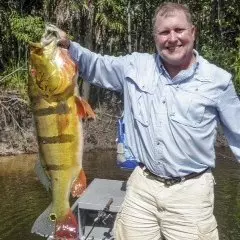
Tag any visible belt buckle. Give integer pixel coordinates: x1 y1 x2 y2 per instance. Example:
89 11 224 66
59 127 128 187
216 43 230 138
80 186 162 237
164 179 172 186
164 179 175 187
164 177 184 187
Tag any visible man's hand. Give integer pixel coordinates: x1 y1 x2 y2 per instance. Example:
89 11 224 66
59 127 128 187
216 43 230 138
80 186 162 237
57 30 70 49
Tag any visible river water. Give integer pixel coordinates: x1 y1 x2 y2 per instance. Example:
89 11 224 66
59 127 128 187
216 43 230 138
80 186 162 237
0 147 239 240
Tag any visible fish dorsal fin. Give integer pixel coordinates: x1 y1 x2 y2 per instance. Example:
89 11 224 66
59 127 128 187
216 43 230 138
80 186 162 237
75 96 96 120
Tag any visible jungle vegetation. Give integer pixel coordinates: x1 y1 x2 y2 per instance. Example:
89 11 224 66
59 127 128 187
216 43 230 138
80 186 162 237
0 0 239 129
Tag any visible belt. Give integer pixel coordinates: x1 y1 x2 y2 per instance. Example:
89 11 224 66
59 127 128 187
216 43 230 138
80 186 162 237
139 164 209 187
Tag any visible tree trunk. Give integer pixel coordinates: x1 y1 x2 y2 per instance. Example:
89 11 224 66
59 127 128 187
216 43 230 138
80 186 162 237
82 0 94 100
127 0 132 53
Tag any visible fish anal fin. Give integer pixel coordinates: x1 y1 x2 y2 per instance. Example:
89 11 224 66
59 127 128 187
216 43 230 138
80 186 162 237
55 209 78 240
75 97 96 120
71 169 87 198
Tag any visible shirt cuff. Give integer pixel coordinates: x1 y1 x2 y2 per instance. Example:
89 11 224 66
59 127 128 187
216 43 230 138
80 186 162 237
68 41 81 61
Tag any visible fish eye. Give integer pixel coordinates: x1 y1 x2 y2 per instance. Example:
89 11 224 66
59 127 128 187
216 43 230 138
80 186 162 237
49 213 57 221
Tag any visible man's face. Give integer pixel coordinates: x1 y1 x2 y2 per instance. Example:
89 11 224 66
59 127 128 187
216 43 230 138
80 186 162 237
154 10 196 67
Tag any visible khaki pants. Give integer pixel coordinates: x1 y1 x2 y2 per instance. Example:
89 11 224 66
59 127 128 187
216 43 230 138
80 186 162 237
114 166 219 240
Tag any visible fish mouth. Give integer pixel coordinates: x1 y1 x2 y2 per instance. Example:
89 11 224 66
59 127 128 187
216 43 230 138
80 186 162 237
29 42 43 49
29 42 44 57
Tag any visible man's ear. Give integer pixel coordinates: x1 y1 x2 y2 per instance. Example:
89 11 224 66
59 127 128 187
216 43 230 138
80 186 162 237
191 25 197 40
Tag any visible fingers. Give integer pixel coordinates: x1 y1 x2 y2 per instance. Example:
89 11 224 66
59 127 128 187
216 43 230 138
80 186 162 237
57 38 70 49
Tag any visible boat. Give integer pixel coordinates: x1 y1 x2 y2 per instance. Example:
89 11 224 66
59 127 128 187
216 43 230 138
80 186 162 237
48 178 127 240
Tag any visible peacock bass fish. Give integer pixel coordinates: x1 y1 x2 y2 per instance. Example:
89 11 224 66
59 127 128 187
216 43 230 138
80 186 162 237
29 25 95 239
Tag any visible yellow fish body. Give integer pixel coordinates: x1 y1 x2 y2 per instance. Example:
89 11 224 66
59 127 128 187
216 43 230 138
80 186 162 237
29 25 95 239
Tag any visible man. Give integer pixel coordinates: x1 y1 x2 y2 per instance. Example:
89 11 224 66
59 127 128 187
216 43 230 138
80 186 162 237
58 2 240 240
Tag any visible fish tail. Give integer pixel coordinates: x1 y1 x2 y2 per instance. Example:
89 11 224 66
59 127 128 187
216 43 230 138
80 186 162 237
71 169 87 197
55 209 78 240
32 204 79 239
31 204 55 237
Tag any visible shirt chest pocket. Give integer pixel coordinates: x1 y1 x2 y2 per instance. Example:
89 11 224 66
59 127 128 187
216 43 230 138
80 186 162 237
127 83 152 127
133 93 151 126
169 90 207 127
126 71 155 127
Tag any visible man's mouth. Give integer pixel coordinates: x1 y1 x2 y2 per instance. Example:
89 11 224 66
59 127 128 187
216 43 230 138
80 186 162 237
167 45 182 51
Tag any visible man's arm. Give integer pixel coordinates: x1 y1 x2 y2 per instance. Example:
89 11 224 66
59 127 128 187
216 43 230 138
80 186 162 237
57 27 129 92
217 80 240 161
68 41 127 92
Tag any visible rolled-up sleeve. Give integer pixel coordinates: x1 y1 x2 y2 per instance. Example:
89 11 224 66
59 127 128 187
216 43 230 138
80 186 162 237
217 80 240 162
68 41 129 92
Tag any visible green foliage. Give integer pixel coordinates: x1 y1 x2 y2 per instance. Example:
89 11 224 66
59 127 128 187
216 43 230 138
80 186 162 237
0 13 44 98
94 0 126 53
200 44 236 72
200 39 240 93
1 60 28 97
232 37 240 93
0 0 240 94
9 13 44 43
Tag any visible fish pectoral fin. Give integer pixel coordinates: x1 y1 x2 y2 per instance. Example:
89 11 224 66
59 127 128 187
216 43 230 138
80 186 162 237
55 209 78 239
31 204 55 237
34 158 51 191
71 169 87 197
75 96 96 120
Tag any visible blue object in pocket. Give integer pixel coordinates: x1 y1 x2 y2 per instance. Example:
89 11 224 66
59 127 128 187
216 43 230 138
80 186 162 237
116 119 138 171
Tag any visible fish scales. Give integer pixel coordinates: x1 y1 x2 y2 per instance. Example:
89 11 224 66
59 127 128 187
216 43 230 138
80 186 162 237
29 25 95 240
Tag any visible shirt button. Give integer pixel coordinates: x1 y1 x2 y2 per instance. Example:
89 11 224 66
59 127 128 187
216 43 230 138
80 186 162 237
162 100 166 104
157 141 161 145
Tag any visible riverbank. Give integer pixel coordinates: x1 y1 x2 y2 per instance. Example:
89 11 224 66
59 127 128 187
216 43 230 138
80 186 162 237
0 89 122 156
0 109 119 156
0 90 229 156
0 119 229 157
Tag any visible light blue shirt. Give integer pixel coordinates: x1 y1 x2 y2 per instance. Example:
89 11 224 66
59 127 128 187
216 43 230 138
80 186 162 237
69 42 240 178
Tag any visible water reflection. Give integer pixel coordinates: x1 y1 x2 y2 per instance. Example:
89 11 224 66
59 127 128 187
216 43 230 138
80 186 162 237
214 149 240 239
0 147 239 240
0 165 49 240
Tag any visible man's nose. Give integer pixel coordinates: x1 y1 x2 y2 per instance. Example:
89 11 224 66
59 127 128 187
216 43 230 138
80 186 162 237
168 30 178 41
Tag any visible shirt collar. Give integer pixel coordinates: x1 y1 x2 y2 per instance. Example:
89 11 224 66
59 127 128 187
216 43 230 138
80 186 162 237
156 50 200 83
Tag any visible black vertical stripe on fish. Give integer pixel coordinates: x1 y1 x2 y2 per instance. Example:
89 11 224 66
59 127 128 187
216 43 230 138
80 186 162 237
45 164 72 171
28 95 43 106
34 102 71 116
53 84 75 100
29 84 75 104
38 134 75 144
